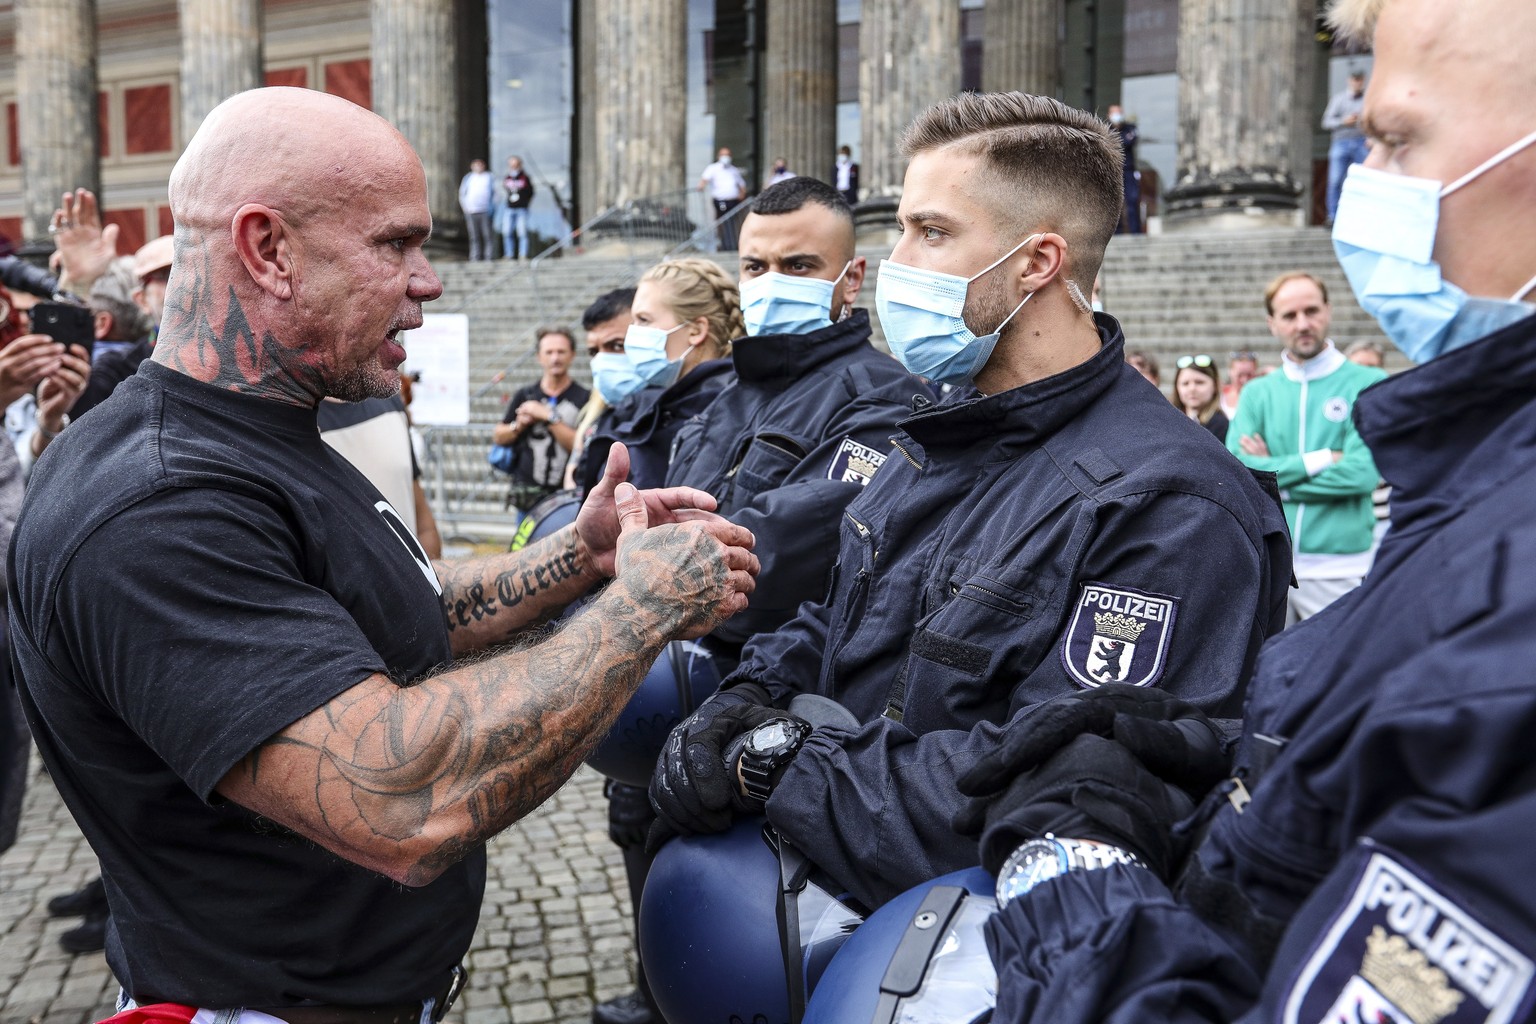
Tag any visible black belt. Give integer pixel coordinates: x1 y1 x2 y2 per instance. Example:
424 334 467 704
250 965 465 1024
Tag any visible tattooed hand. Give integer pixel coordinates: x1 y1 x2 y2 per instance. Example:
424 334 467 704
574 442 729 577
610 479 759 639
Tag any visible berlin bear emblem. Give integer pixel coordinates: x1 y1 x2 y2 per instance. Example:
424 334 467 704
1061 583 1179 689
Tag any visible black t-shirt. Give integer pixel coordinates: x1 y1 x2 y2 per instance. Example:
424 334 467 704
500 380 589 490
9 361 476 1007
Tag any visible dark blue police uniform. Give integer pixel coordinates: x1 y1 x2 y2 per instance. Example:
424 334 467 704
984 313 1536 1024
577 357 734 492
665 309 923 655
728 315 1292 910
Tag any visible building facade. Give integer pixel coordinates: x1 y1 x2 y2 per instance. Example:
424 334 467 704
0 0 1368 257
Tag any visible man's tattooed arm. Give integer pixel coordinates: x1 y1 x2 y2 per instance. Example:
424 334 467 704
216 520 756 886
433 525 602 656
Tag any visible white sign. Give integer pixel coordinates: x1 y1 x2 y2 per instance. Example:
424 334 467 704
399 314 470 425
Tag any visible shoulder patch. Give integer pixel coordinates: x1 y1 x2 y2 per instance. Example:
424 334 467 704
1284 849 1533 1024
1324 396 1351 423
1060 583 1178 689
827 437 888 486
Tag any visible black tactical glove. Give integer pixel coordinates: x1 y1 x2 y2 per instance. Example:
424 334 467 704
959 732 1198 879
959 684 1230 808
647 686 782 850
605 780 655 850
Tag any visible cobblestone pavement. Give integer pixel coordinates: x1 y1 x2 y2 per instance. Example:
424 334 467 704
0 759 634 1024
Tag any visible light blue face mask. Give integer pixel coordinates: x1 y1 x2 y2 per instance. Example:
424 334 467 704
739 261 852 337
592 351 646 405
1332 129 1536 365
874 234 1040 385
623 321 689 388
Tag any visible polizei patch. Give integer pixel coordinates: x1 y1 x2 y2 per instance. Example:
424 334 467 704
827 437 888 486
1284 849 1533 1024
1060 583 1178 688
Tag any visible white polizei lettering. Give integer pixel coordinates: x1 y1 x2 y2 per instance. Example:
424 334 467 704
1365 863 1524 1008
1385 889 1423 933
1363 868 1404 911
1085 588 1166 622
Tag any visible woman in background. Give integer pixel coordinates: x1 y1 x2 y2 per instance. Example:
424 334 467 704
1171 354 1229 442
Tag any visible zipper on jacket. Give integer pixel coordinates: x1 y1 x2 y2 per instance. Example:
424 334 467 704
891 438 923 470
882 659 911 723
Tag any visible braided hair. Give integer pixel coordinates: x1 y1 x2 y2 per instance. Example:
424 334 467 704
639 257 744 364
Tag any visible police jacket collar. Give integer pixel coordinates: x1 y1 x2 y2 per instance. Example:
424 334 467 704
900 313 1124 451
730 309 873 387
1355 310 1536 522
608 357 734 438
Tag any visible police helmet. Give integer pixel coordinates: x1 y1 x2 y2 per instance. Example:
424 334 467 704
584 639 721 787
802 867 997 1024
507 488 581 551
640 817 866 1024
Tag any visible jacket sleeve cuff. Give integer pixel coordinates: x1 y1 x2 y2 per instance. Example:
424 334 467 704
1302 448 1335 477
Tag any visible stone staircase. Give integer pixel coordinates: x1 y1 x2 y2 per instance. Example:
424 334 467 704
422 227 1387 541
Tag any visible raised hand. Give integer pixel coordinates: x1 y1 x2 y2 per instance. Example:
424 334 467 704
0 334 68 407
575 442 744 578
608 479 757 640
50 189 119 295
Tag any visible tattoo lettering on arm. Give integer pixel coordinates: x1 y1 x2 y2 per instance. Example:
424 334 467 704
435 528 596 654
220 522 739 886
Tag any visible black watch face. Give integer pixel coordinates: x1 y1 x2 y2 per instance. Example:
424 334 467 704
752 721 789 752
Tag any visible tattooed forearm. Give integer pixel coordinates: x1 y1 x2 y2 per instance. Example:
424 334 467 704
436 527 596 654
217 519 745 886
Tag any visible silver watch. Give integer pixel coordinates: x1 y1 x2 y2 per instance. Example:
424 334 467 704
994 834 1144 907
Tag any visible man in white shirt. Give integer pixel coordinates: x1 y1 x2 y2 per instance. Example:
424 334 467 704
699 148 747 250
457 159 496 261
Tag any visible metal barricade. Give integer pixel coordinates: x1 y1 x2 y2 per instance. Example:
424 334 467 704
418 424 523 541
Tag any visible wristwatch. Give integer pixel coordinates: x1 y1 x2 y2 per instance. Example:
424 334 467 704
994 834 1144 907
737 717 812 805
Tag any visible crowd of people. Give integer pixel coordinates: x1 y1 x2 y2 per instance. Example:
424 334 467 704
2 2 1534 1023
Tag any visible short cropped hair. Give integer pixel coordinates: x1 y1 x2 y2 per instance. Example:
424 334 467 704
750 177 853 221
901 91 1124 295
1327 0 1391 43
582 288 635 331
1264 272 1330 315
89 257 150 340
1344 339 1385 359
534 325 576 352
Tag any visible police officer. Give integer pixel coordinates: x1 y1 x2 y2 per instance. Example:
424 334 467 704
596 179 919 1024
962 2 1536 1020
647 92 1292 912
667 175 922 670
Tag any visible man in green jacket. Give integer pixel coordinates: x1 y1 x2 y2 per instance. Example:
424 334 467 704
1230 271 1386 622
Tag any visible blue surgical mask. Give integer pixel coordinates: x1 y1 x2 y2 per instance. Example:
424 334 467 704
592 352 645 405
624 321 689 388
740 262 852 336
1332 130 1536 364
874 235 1040 385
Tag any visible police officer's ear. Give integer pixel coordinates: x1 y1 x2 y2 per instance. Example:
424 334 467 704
683 315 711 348
231 203 297 301
1015 232 1068 303
836 256 867 313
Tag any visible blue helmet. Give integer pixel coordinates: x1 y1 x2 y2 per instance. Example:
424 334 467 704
640 818 866 1024
508 489 581 551
802 867 997 1024
584 639 721 787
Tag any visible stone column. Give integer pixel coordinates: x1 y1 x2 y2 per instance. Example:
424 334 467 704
762 0 837 186
588 0 686 209
371 0 461 242
859 0 960 233
983 0 1062 97
1164 0 1313 230
16 0 100 244
178 0 263 144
